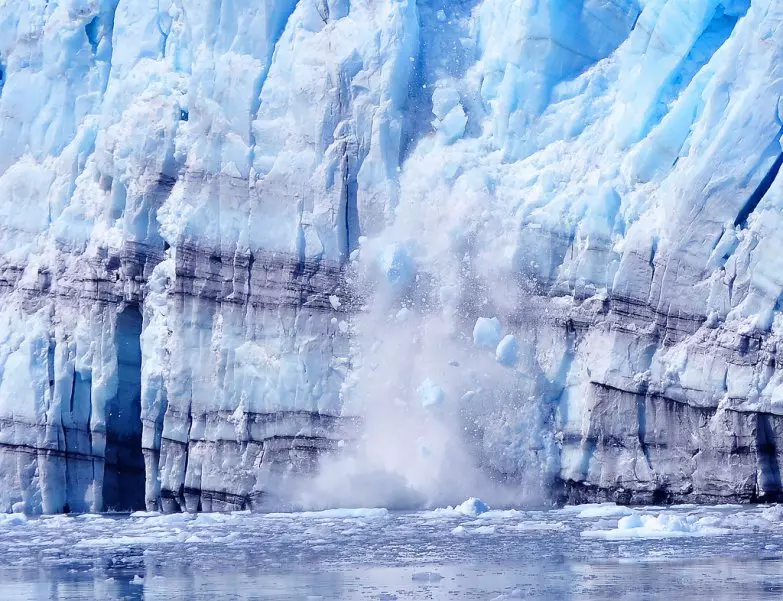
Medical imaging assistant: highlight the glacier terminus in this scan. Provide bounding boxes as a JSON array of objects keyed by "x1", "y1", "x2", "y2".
[{"x1": 0, "y1": 0, "x2": 783, "y2": 515}]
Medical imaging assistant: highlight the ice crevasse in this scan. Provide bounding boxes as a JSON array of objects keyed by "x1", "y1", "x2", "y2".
[{"x1": 0, "y1": 0, "x2": 782, "y2": 512}]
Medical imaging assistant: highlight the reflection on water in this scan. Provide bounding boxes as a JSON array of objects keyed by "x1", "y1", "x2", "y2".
[
  {"x1": 0, "y1": 505, "x2": 782, "y2": 600},
  {"x1": 5, "y1": 558, "x2": 783, "y2": 601}
]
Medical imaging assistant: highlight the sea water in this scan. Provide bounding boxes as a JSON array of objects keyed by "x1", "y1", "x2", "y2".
[{"x1": 1, "y1": 503, "x2": 783, "y2": 600}]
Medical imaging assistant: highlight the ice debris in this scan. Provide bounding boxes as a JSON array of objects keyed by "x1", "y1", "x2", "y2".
[
  {"x1": 495, "y1": 334, "x2": 519, "y2": 366},
  {"x1": 454, "y1": 497, "x2": 490, "y2": 516},
  {"x1": 417, "y1": 379, "x2": 445, "y2": 407},
  {"x1": 581, "y1": 512, "x2": 731, "y2": 539},
  {"x1": 473, "y1": 317, "x2": 502, "y2": 348}
]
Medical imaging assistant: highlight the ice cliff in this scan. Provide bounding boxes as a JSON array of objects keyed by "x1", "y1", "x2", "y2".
[{"x1": 0, "y1": 0, "x2": 782, "y2": 513}]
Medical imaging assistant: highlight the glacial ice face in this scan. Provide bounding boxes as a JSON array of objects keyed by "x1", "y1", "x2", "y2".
[
  {"x1": 344, "y1": 0, "x2": 783, "y2": 506},
  {"x1": 0, "y1": 0, "x2": 782, "y2": 512},
  {"x1": 0, "y1": 0, "x2": 413, "y2": 512}
]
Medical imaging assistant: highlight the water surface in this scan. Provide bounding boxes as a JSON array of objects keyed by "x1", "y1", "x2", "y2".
[{"x1": 1, "y1": 503, "x2": 782, "y2": 600}]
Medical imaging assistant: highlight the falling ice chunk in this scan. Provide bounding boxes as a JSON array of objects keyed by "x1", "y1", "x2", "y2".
[
  {"x1": 432, "y1": 87, "x2": 461, "y2": 119},
  {"x1": 377, "y1": 244, "x2": 416, "y2": 294},
  {"x1": 417, "y1": 378, "x2": 445, "y2": 408},
  {"x1": 436, "y1": 104, "x2": 467, "y2": 144},
  {"x1": 473, "y1": 317, "x2": 502, "y2": 348},
  {"x1": 495, "y1": 334, "x2": 519, "y2": 366}
]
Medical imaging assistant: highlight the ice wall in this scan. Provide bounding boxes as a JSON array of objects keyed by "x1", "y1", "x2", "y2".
[
  {"x1": 0, "y1": 0, "x2": 782, "y2": 512},
  {"x1": 0, "y1": 0, "x2": 414, "y2": 512},
  {"x1": 354, "y1": 0, "x2": 783, "y2": 505}
]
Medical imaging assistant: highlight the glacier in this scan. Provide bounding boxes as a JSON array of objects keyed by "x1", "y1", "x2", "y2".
[{"x1": 0, "y1": 0, "x2": 782, "y2": 513}]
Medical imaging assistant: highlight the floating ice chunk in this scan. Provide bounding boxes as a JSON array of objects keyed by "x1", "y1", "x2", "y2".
[
  {"x1": 417, "y1": 378, "x2": 445, "y2": 407},
  {"x1": 411, "y1": 571, "x2": 444, "y2": 582},
  {"x1": 581, "y1": 512, "x2": 730, "y2": 539},
  {"x1": 129, "y1": 511, "x2": 161, "y2": 518},
  {"x1": 195, "y1": 512, "x2": 240, "y2": 524},
  {"x1": 455, "y1": 497, "x2": 490, "y2": 516},
  {"x1": 577, "y1": 504, "x2": 636, "y2": 518},
  {"x1": 490, "y1": 589, "x2": 525, "y2": 600},
  {"x1": 618, "y1": 514, "x2": 643, "y2": 529},
  {"x1": 473, "y1": 317, "x2": 502, "y2": 348},
  {"x1": 451, "y1": 525, "x2": 467, "y2": 535},
  {"x1": 495, "y1": 334, "x2": 519, "y2": 366},
  {"x1": 0, "y1": 513, "x2": 28, "y2": 526},
  {"x1": 472, "y1": 509, "x2": 522, "y2": 520},
  {"x1": 510, "y1": 521, "x2": 569, "y2": 532},
  {"x1": 266, "y1": 508, "x2": 389, "y2": 519},
  {"x1": 761, "y1": 505, "x2": 783, "y2": 521}
]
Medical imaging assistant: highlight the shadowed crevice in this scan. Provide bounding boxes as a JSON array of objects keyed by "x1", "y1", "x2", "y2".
[
  {"x1": 734, "y1": 152, "x2": 783, "y2": 229},
  {"x1": 103, "y1": 305, "x2": 145, "y2": 511}
]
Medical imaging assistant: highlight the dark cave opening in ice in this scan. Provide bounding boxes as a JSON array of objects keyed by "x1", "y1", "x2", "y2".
[{"x1": 103, "y1": 304, "x2": 145, "y2": 512}]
